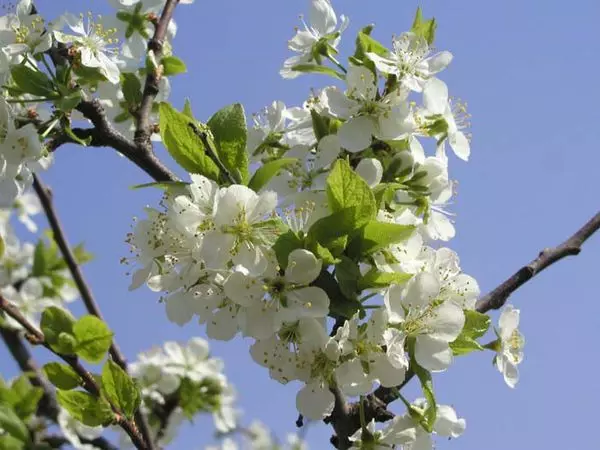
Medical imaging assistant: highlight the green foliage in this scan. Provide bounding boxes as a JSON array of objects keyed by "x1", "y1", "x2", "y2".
[
  {"x1": 8, "y1": 376, "x2": 43, "y2": 420},
  {"x1": 0, "y1": 234, "x2": 4, "y2": 259},
  {"x1": 207, "y1": 103, "x2": 250, "y2": 184},
  {"x1": 101, "y1": 361, "x2": 141, "y2": 419},
  {"x1": 350, "y1": 25, "x2": 388, "y2": 73},
  {"x1": 335, "y1": 257, "x2": 361, "y2": 299},
  {"x1": 313, "y1": 270, "x2": 363, "y2": 320},
  {"x1": 56, "y1": 390, "x2": 114, "y2": 427},
  {"x1": 347, "y1": 221, "x2": 415, "y2": 258},
  {"x1": 326, "y1": 160, "x2": 377, "y2": 229},
  {"x1": 73, "y1": 316, "x2": 114, "y2": 364},
  {"x1": 43, "y1": 363, "x2": 82, "y2": 390},
  {"x1": 121, "y1": 73, "x2": 143, "y2": 108},
  {"x1": 40, "y1": 307, "x2": 76, "y2": 355},
  {"x1": 0, "y1": 404, "x2": 29, "y2": 444},
  {"x1": 178, "y1": 378, "x2": 222, "y2": 420},
  {"x1": 450, "y1": 310, "x2": 491, "y2": 356},
  {"x1": 272, "y1": 230, "x2": 304, "y2": 270},
  {"x1": 0, "y1": 434, "x2": 25, "y2": 450},
  {"x1": 158, "y1": 102, "x2": 220, "y2": 181},
  {"x1": 411, "y1": 7, "x2": 437, "y2": 45},
  {"x1": 10, "y1": 64, "x2": 57, "y2": 97},
  {"x1": 248, "y1": 158, "x2": 298, "y2": 192},
  {"x1": 358, "y1": 269, "x2": 413, "y2": 291},
  {"x1": 310, "y1": 109, "x2": 331, "y2": 140},
  {"x1": 129, "y1": 181, "x2": 191, "y2": 193},
  {"x1": 408, "y1": 338, "x2": 437, "y2": 433},
  {"x1": 162, "y1": 56, "x2": 187, "y2": 76},
  {"x1": 288, "y1": 64, "x2": 344, "y2": 80}
]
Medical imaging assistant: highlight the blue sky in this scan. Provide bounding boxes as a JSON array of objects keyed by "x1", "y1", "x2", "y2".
[{"x1": 3, "y1": 0, "x2": 600, "y2": 448}]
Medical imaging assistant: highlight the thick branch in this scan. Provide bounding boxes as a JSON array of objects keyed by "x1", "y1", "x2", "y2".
[
  {"x1": 135, "y1": 0, "x2": 180, "y2": 148},
  {"x1": 0, "y1": 294, "x2": 147, "y2": 450},
  {"x1": 475, "y1": 211, "x2": 600, "y2": 313},
  {"x1": 74, "y1": 100, "x2": 177, "y2": 182},
  {"x1": 32, "y1": 175, "x2": 157, "y2": 450}
]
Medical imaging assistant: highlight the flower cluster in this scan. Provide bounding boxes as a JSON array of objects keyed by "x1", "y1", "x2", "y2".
[{"x1": 128, "y1": 337, "x2": 238, "y2": 442}]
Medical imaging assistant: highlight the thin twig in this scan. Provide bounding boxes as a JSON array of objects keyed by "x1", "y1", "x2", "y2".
[
  {"x1": 0, "y1": 294, "x2": 147, "y2": 450},
  {"x1": 135, "y1": 0, "x2": 180, "y2": 149},
  {"x1": 32, "y1": 175, "x2": 157, "y2": 450},
  {"x1": 476, "y1": 211, "x2": 600, "y2": 313}
]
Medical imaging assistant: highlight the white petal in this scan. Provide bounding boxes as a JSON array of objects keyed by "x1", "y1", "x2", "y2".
[
  {"x1": 309, "y1": 0, "x2": 337, "y2": 35},
  {"x1": 503, "y1": 359, "x2": 519, "y2": 388},
  {"x1": 498, "y1": 305, "x2": 520, "y2": 339},
  {"x1": 449, "y1": 131, "x2": 470, "y2": 161},
  {"x1": 434, "y1": 404, "x2": 466, "y2": 438},
  {"x1": 165, "y1": 292, "x2": 194, "y2": 326},
  {"x1": 337, "y1": 116, "x2": 376, "y2": 153},
  {"x1": 315, "y1": 134, "x2": 340, "y2": 168},
  {"x1": 369, "y1": 353, "x2": 406, "y2": 387},
  {"x1": 355, "y1": 158, "x2": 383, "y2": 188},
  {"x1": 286, "y1": 249, "x2": 322, "y2": 285},
  {"x1": 206, "y1": 306, "x2": 238, "y2": 341},
  {"x1": 414, "y1": 335, "x2": 453, "y2": 371},
  {"x1": 322, "y1": 87, "x2": 355, "y2": 119},
  {"x1": 404, "y1": 273, "x2": 440, "y2": 309},
  {"x1": 425, "y1": 51, "x2": 453, "y2": 74},
  {"x1": 296, "y1": 383, "x2": 335, "y2": 420},
  {"x1": 423, "y1": 78, "x2": 449, "y2": 114},
  {"x1": 284, "y1": 287, "x2": 329, "y2": 319},
  {"x1": 346, "y1": 65, "x2": 377, "y2": 101},
  {"x1": 426, "y1": 301, "x2": 465, "y2": 342},
  {"x1": 223, "y1": 271, "x2": 264, "y2": 307}
]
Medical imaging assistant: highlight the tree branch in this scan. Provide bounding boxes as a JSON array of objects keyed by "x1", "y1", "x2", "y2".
[
  {"x1": 135, "y1": 0, "x2": 180, "y2": 149},
  {"x1": 74, "y1": 99, "x2": 177, "y2": 182},
  {"x1": 32, "y1": 175, "x2": 157, "y2": 450},
  {"x1": 475, "y1": 211, "x2": 600, "y2": 313},
  {"x1": 0, "y1": 294, "x2": 148, "y2": 450}
]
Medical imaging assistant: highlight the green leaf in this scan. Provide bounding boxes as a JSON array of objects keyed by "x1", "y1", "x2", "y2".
[
  {"x1": 0, "y1": 435, "x2": 25, "y2": 450},
  {"x1": 311, "y1": 109, "x2": 331, "y2": 140},
  {"x1": 129, "y1": 181, "x2": 191, "y2": 192},
  {"x1": 43, "y1": 363, "x2": 82, "y2": 390},
  {"x1": 289, "y1": 64, "x2": 344, "y2": 80},
  {"x1": 31, "y1": 240, "x2": 47, "y2": 277},
  {"x1": 248, "y1": 158, "x2": 298, "y2": 192},
  {"x1": 40, "y1": 307, "x2": 76, "y2": 355},
  {"x1": 450, "y1": 310, "x2": 491, "y2": 356},
  {"x1": 56, "y1": 390, "x2": 114, "y2": 427},
  {"x1": 159, "y1": 102, "x2": 220, "y2": 180},
  {"x1": 121, "y1": 73, "x2": 142, "y2": 106},
  {"x1": 411, "y1": 7, "x2": 437, "y2": 45},
  {"x1": 358, "y1": 269, "x2": 413, "y2": 291},
  {"x1": 0, "y1": 234, "x2": 4, "y2": 259},
  {"x1": 313, "y1": 270, "x2": 363, "y2": 320},
  {"x1": 0, "y1": 404, "x2": 29, "y2": 443},
  {"x1": 351, "y1": 25, "x2": 388, "y2": 73},
  {"x1": 272, "y1": 230, "x2": 304, "y2": 270},
  {"x1": 72, "y1": 243, "x2": 94, "y2": 265},
  {"x1": 73, "y1": 316, "x2": 113, "y2": 364},
  {"x1": 336, "y1": 256, "x2": 360, "y2": 299},
  {"x1": 10, "y1": 65, "x2": 56, "y2": 97},
  {"x1": 326, "y1": 160, "x2": 376, "y2": 229},
  {"x1": 54, "y1": 90, "x2": 82, "y2": 112},
  {"x1": 10, "y1": 376, "x2": 43, "y2": 420},
  {"x1": 178, "y1": 378, "x2": 222, "y2": 419},
  {"x1": 347, "y1": 221, "x2": 415, "y2": 258},
  {"x1": 182, "y1": 98, "x2": 194, "y2": 118},
  {"x1": 306, "y1": 208, "x2": 356, "y2": 257},
  {"x1": 101, "y1": 360, "x2": 141, "y2": 419},
  {"x1": 408, "y1": 338, "x2": 437, "y2": 432},
  {"x1": 161, "y1": 56, "x2": 187, "y2": 76},
  {"x1": 207, "y1": 103, "x2": 249, "y2": 184}
]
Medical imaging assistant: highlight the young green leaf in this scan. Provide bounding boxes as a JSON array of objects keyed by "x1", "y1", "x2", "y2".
[
  {"x1": 411, "y1": 7, "x2": 437, "y2": 45},
  {"x1": 313, "y1": 270, "x2": 363, "y2": 320},
  {"x1": 335, "y1": 257, "x2": 361, "y2": 299},
  {"x1": 408, "y1": 338, "x2": 437, "y2": 432},
  {"x1": 347, "y1": 221, "x2": 415, "y2": 257},
  {"x1": 177, "y1": 378, "x2": 222, "y2": 419},
  {"x1": 43, "y1": 363, "x2": 82, "y2": 390},
  {"x1": 9, "y1": 376, "x2": 43, "y2": 420},
  {"x1": 450, "y1": 310, "x2": 491, "y2": 356},
  {"x1": 248, "y1": 158, "x2": 298, "y2": 192},
  {"x1": 0, "y1": 434, "x2": 26, "y2": 450},
  {"x1": 272, "y1": 230, "x2": 304, "y2": 270},
  {"x1": 56, "y1": 390, "x2": 114, "y2": 427},
  {"x1": 358, "y1": 269, "x2": 413, "y2": 291},
  {"x1": 129, "y1": 180, "x2": 191, "y2": 192},
  {"x1": 40, "y1": 307, "x2": 77, "y2": 355},
  {"x1": 289, "y1": 64, "x2": 344, "y2": 80},
  {"x1": 101, "y1": 360, "x2": 141, "y2": 419},
  {"x1": 207, "y1": 103, "x2": 250, "y2": 184},
  {"x1": 162, "y1": 56, "x2": 187, "y2": 76},
  {"x1": 10, "y1": 65, "x2": 56, "y2": 97},
  {"x1": 159, "y1": 102, "x2": 220, "y2": 181},
  {"x1": 0, "y1": 404, "x2": 29, "y2": 443},
  {"x1": 73, "y1": 316, "x2": 114, "y2": 364},
  {"x1": 326, "y1": 160, "x2": 377, "y2": 228}
]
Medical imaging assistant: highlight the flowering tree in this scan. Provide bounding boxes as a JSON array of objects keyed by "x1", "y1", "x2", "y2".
[{"x1": 0, "y1": 0, "x2": 598, "y2": 449}]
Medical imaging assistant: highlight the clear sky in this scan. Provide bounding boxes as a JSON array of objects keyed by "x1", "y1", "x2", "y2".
[{"x1": 2, "y1": 0, "x2": 600, "y2": 449}]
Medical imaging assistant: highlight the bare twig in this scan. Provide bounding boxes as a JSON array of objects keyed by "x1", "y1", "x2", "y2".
[
  {"x1": 0, "y1": 294, "x2": 148, "y2": 450},
  {"x1": 476, "y1": 211, "x2": 600, "y2": 313},
  {"x1": 135, "y1": 0, "x2": 180, "y2": 148},
  {"x1": 75, "y1": 99, "x2": 177, "y2": 182},
  {"x1": 32, "y1": 175, "x2": 157, "y2": 450}
]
